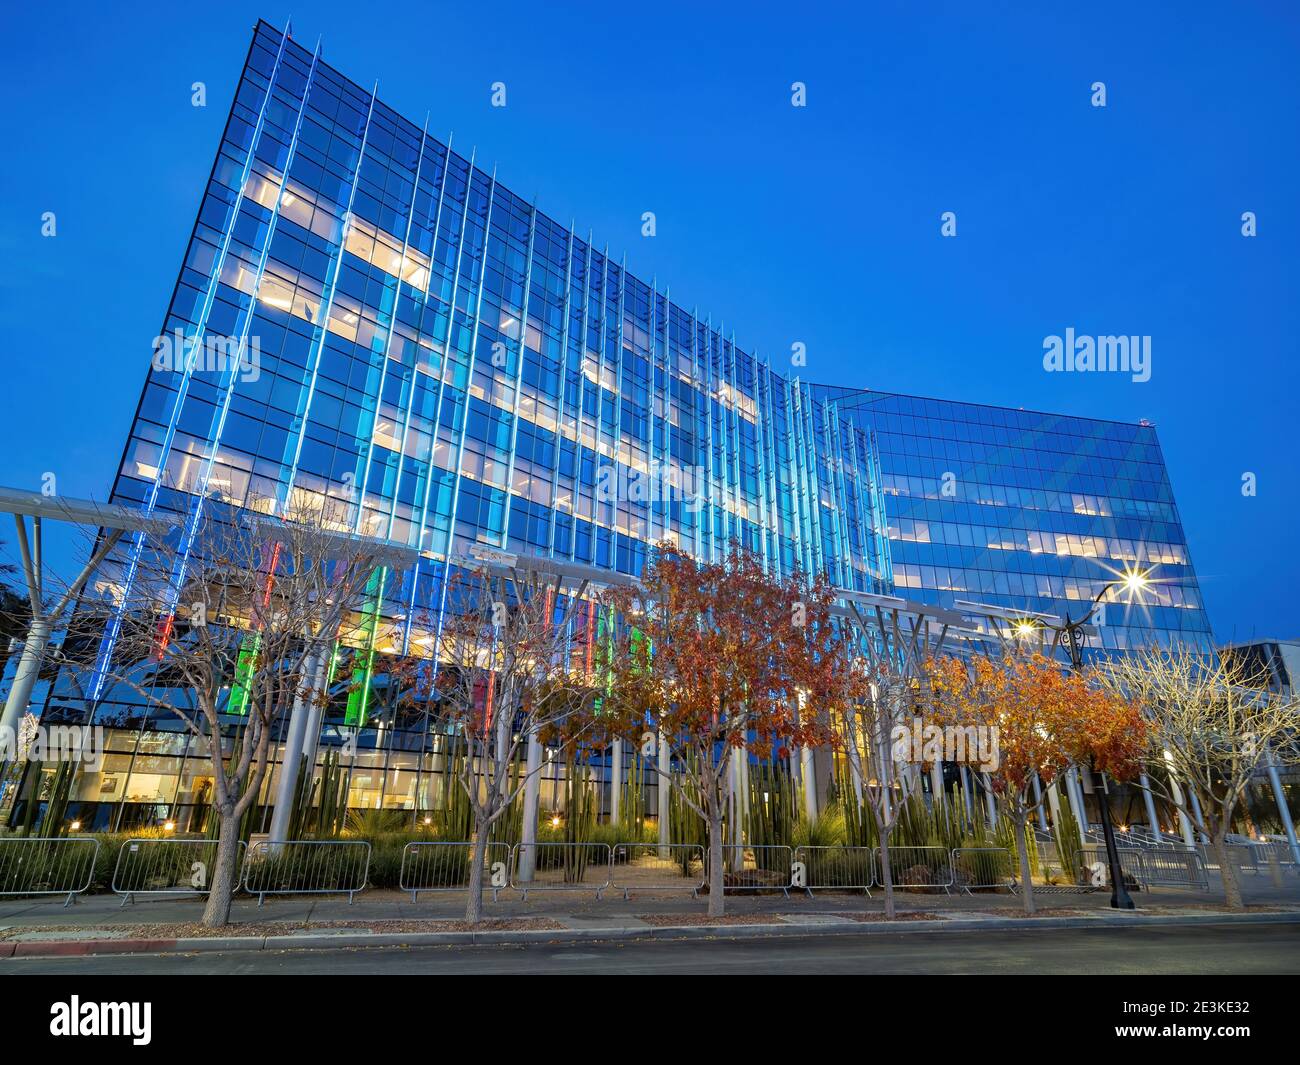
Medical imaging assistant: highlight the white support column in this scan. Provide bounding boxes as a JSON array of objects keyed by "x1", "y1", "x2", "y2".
[
  {"x1": 298, "y1": 655, "x2": 329, "y2": 781},
  {"x1": 518, "y1": 728, "x2": 542, "y2": 882},
  {"x1": 1188, "y1": 790, "x2": 1207, "y2": 843},
  {"x1": 1163, "y1": 750, "x2": 1197, "y2": 849},
  {"x1": 1265, "y1": 749, "x2": 1300, "y2": 865},
  {"x1": 1067, "y1": 768, "x2": 1089, "y2": 841},
  {"x1": 1046, "y1": 778, "x2": 1063, "y2": 829},
  {"x1": 657, "y1": 731, "x2": 670, "y2": 858},
  {"x1": 1139, "y1": 772, "x2": 1163, "y2": 843},
  {"x1": 800, "y1": 744, "x2": 818, "y2": 821},
  {"x1": 609, "y1": 737, "x2": 623, "y2": 825},
  {"x1": 0, "y1": 616, "x2": 53, "y2": 742},
  {"x1": 982, "y1": 772, "x2": 998, "y2": 828},
  {"x1": 2, "y1": 517, "x2": 125, "y2": 743},
  {"x1": 1031, "y1": 775, "x2": 1049, "y2": 833},
  {"x1": 267, "y1": 651, "x2": 319, "y2": 843},
  {"x1": 930, "y1": 762, "x2": 945, "y2": 811},
  {"x1": 845, "y1": 707, "x2": 865, "y2": 806}
]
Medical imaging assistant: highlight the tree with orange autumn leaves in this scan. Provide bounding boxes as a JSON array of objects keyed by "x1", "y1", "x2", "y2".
[
  {"x1": 600, "y1": 544, "x2": 845, "y2": 917},
  {"x1": 930, "y1": 652, "x2": 1145, "y2": 914}
]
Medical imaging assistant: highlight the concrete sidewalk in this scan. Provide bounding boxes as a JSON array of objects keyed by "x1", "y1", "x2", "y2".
[{"x1": 3, "y1": 878, "x2": 1298, "y2": 958}]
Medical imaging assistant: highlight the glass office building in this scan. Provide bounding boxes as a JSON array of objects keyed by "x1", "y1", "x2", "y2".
[
  {"x1": 813, "y1": 386, "x2": 1215, "y2": 656},
  {"x1": 31, "y1": 21, "x2": 892, "y2": 829},
  {"x1": 21, "y1": 21, "x2": 1216, "y2": 831}
]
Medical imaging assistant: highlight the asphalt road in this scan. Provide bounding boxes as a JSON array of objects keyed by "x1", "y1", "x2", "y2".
[{"x1": 4, "y1": 922, "x2": 1298, "y2": 975}]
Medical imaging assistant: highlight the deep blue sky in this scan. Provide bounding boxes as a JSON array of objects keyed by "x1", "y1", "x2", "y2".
[{"x1": 0, "y1": 1, "x2": 1295, "y2": 642}]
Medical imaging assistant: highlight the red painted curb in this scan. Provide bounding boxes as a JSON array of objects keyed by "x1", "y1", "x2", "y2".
[
  {"x1": 0, "y1": 942, "x2": 14, "y2": 959},
  {"x1": 12, "y1": 938, "x2": 178, "y2": 957}
]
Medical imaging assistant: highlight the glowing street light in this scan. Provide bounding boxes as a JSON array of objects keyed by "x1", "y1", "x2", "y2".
[{"x1": 1117, "y1": 567, "x2": 1151, "y2": 599}]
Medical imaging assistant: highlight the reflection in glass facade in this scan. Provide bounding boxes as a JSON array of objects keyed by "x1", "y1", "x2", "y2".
[
  {"x1": 812, "y1": 386, "x2": 1215, "y2": 656},
  {"x1": 115, "y1": 21, "x2": 889, "y2": 598},
  {"x1": 27, "y1": 21, "x2": 1218, "y2": 832},
  {"x1": 34, "y1": 21, "x2": 892, "y2": 830}
]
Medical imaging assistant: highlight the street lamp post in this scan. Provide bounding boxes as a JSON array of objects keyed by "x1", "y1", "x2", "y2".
[
  {"x1": 1024, "y1": 568, "x2": 1151, "y2": 910},
  {"x1": 1059, "y1": 607, "x2": 1134, "y2": 910}
]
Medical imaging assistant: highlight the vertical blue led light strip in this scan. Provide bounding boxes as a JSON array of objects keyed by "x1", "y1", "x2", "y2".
[
  {"x1": 402, "y1": 138, "x2": 467, "y2": 646},
  {"x1": 281, "y1": 80, "x2": 384, "y2": 513},
  {"x1": 496, "y1": 204, "x2": 540, "y2": 550},
  {"x1": 434, "y1": 166, "x2": 500, "y2": 643},
  {"x1": 608, "y1": 256, "x2": 628, "y2": 569},
  {"x1": 88, "y1": 27, "x2": 317, "y2": 703},
  {"x1": 542, "y1": 226, "x2": 575, "y2": 560}
]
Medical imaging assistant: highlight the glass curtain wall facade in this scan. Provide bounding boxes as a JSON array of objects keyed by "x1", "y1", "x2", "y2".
[
  {"x1": 813, "y1": 385, "x2": 1214, "y2": 655},
  {"x1": 35, "y1": 21, "x2": 891, "y2": 830}
]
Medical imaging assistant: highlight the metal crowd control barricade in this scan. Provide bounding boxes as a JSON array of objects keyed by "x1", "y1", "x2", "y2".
[
  {"x1": 883, "y1": 846, "x2": 955, "y2": 892},
  {"x1": 399, "y1": 841, "x2": 511, "y2": 902},
  {"x1": 1075, "y1": 844, "x2": 1145, "y2": 890},
  {"x1": 112, "y1": 837, "x2": 248, "y2": 907},
  {"x1": 710, "y1": 845, "x2": 794, "y2": 896},
  {"x1": 1261, "y1": 837, "x2": 1300, "y2": 868},
  {"x1": 1034, "y1": 835, "x2": 1066, "y2": 880},
  {"x1": 1199, "y1": 843, "x2": 1261, "y2": 877},
  {"x1": 1139, "y1": 847, "x2": 1210, "y2": 891},
  {"x1": 1220, "y1": 840, "x2": 1296, "y2": 875},
  {"x1": 610, "y1": 843, "x2": 706, "y2": 899},
  {"x1": 792, "y1": 846, "x2": 874, "y2": 896},
  {"x1": 951, "y1": 847, "x2": 1018, "y2": 894},
  {"x1": 510, "y1": 842, "x2": 613, "y2": 900},
  {"x1": 242, "y1": 839, "x2": 371, "y2": 905},
  {"x1": 0, "y1": 836, "x2": 100, "y2": 906}
]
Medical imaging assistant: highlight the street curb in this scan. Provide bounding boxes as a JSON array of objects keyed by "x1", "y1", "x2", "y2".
[{"x1": 3, "y1": 910, "x2": 1298, "y2": 958}]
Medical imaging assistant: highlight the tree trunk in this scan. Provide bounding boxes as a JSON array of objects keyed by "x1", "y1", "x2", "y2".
[
  {"x1": 707, "y1": 801, "x2": 725, "y2": 918},
  {"x1": 201, "y1": 811, "x2": 242, "y2": 928},
  {"x1": 879, "y1": 831, "x2": 896, "y2": 919},
  {"x1": 1014, "y1": 812, "x2": 1036, "y2": 916},
  {"x1": 1212, "y1": 831, "x2": 1244, "y2": 910},
  {"x1": 464, "y1": 821, "x2": 490, "y2": 923}
]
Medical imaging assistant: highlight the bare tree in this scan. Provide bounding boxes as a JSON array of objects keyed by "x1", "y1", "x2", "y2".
[
  {"x1": 99, "y1": 499, "x2": 390, "y2": 926},
  {"x1": 420, "y1": 564, "x2": 602, "y2": 923},
  {"x1": 1102, "y1": 645, "x2": 1300, "y2": 909},
  {"x1": 833, "y1": 657, "x2": 916, "y2": 920}
]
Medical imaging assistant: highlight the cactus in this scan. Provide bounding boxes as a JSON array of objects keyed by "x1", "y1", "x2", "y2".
[
  {"x1": 1051, "y1": 786, "x2": 1082, "y2": 883},
  {"x1": 667, "y1": 752, "x2": 708, "y2": 874},
  {"x1": 16, "y1": 759, "x2": 43, "y2": 837},
  {"x1": 746, "y1": 759, "x2": 798, "y2": 872},
  {"x1": 618, "y1": 749, "x2": 647, "y2": 831},
  {"x1": 560, "y1": 754, "x2": 597, "y2": 882},
  {"x1": 833, "y1": 755, "x2": 878, "y2": 848},
  {"x1": 43, "y1": 761, "x2": 75, "y2": 838}
]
